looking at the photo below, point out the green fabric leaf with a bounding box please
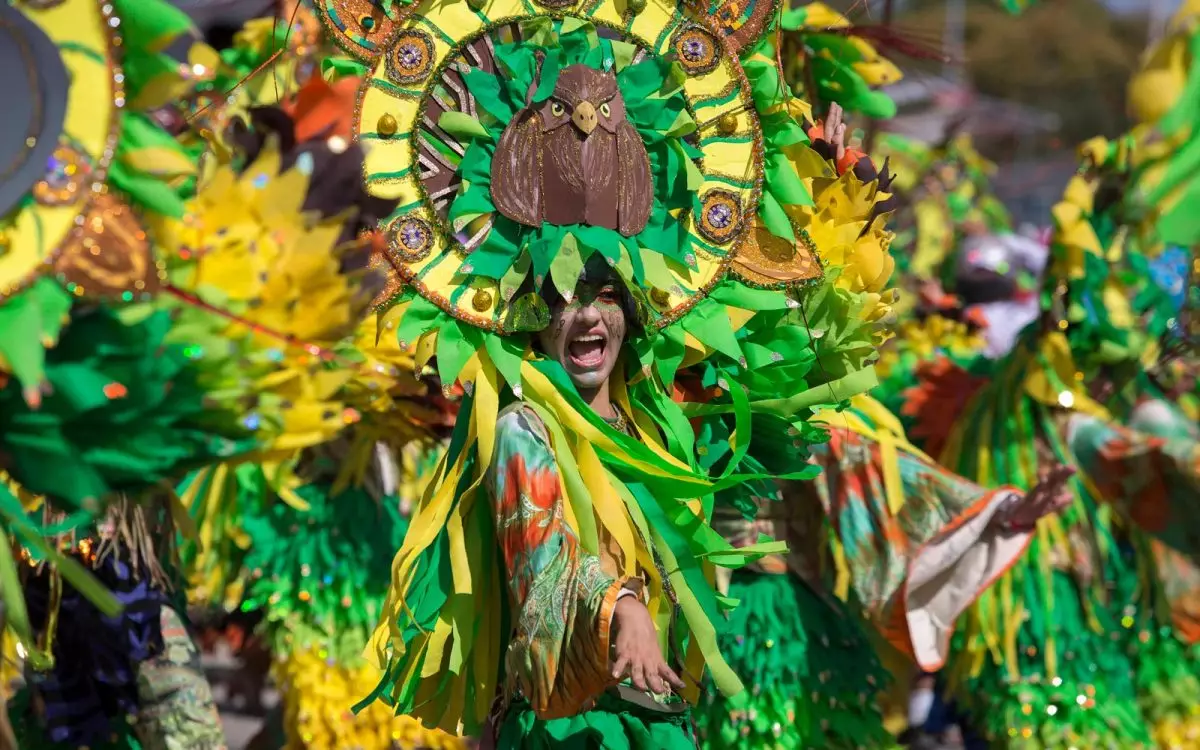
[780,6,810,28]
[682,300,744,362]
[436,111,492,141]
[507,293,550,332]
[111,0,193,53]
[462,69,519,123]
[397,296,445,348]
[436,321,478,385]
[610,40,638,71]
[670,140,704,191]
[499,253,532,309]
[0,280,70,391]
[758,191,795,242]
[550,234,586,299]
[520,16,557,47]
[485,335,526,392]
[109,155,187,218]
[765,151,812,207]
[322,56,370,80]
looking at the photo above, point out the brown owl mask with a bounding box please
[491,63,653,237]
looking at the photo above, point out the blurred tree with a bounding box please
[898,0,1151,146]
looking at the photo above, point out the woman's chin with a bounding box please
[566,368,610,392]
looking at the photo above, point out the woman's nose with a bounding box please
[578,303,602,324]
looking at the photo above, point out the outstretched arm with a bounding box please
[807,409,1065,670]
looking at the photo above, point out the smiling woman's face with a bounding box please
[538,278,628,392]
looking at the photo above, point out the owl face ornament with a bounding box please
[491,64,653,237]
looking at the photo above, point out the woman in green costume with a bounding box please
[304,0,902,745]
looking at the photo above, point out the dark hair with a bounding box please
[954,268,1018,306]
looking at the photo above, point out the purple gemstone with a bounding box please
[43,154,71,188]
[707,203,733,228]
[682,38,706,60]
[401,222,426,249]
[398,43,423,68]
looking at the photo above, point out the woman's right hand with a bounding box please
[610,597,685,695]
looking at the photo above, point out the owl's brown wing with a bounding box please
[615,120,652,237]
[491,109,543,228]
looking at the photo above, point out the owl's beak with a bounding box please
[572,101,598,136]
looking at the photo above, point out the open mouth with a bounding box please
[567,333,607,369]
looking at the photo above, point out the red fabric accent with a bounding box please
[838,148,868,176]
[284,76,362,142]
[902,357,988,460]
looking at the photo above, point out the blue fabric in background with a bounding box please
[1148,245,1190,316]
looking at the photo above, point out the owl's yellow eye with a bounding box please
[551,102,565,117]
[599,102,611,117]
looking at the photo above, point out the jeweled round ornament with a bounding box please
[0,5,69,218]
[387,216,434,262]
[1,0,122,301]
[385,30,434,85]
[697,190,742,244]
[33,145,92,206]
[671,27,720,76]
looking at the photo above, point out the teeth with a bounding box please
[573,335,604,343]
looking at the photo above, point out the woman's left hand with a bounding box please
[994,464,1076,531]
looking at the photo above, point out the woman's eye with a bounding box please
[599,102,611,117]
[597,287,620,303]
[551,102,565,116]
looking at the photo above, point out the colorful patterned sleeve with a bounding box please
[487,405,629,719]
[809,427,1030,670]
[1066,410,1200,562]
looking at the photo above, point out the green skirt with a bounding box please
[498,692,696,749]
[695,570,899,749]
[947,569,1152,749]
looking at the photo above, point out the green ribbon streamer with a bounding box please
[681,366,878,419]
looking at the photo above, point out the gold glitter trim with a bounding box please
[0,0,125,302]
[730,221,825,289]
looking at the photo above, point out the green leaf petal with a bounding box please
[758,191,796,242]
[485,335,526,392]
[550,233,585,299]
[437,112,491,140]
[397,296,445,348]
[436,321,479,385]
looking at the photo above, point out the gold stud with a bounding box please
[628,0,647,12]
[471,289,493,312]
[377,114,398,138]
[718,113,738,135]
